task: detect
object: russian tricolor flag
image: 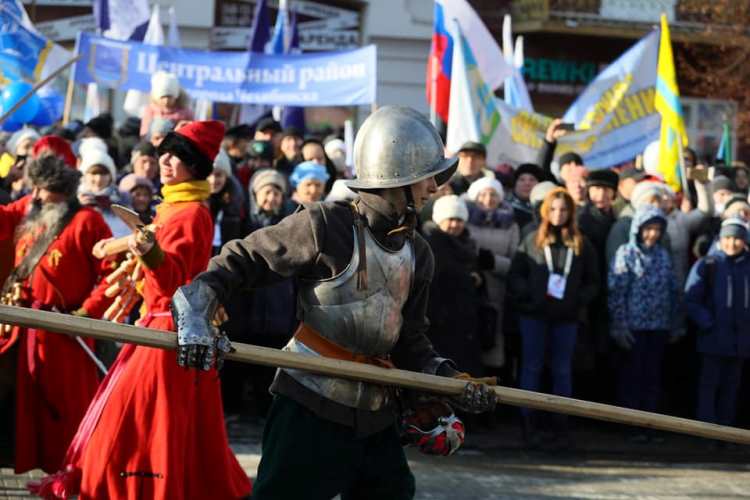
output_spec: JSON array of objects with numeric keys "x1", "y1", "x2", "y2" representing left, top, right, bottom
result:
[{"x1": 426, "y1": 0, "x2": 512, "y2": 126}]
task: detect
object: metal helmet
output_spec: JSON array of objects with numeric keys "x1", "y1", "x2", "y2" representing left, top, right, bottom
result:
[{"x1": 346, "y1": 106, "x2": 457, "y2": 190}]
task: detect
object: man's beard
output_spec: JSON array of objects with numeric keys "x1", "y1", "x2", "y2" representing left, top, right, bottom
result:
[{"x1": 15, "y1": 198, "x2": 71, "y2": 243}]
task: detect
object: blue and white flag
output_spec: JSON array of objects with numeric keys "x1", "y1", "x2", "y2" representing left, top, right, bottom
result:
[
  {"x1": 501, "y1": 15, "x2": 533, "y2": 112},
  {"x1": 280, "y1": 9, "x2": 305, "y2": 132},
  {"x1": 238, "y1": 0, "x2": 273, "y2": 125},
  {"x1": 94, "y1": 0, "x2": 150, "y2": 41},
  {"x1": 0, "y1": 1, "x2": 72, "y2": 84},
  {"x1": 74, "y1": 32, "x2": 377, "y2": 107},
  {"x1": 123, "y1": 4, "x2": 165, "y2": 117},
  {"x1": 447, "y1": 26, "x2": 660, "y2": 169}
]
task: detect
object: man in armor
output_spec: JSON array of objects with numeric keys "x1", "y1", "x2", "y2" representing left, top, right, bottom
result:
[{"x1": 172, "y1": 106, "x2": 497, "y2": 499}]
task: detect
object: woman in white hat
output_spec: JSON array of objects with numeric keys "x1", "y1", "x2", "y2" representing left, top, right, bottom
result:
[
  {"x1": 139, "y1": 71, "x2": 194, "y2": 137},
  {"x1": 78, "y1": 149, "x2": 130, "y2": 237}
]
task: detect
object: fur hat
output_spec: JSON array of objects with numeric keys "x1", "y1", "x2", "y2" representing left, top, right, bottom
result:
[
  {"x1": 84, "y1": 113, "x2": 113, "y2": 140},
  {"x1": 32, "y1": 136, "x2": 76, "y2": 168},
  {"x1": 77, "y1": 137, "x2": 108, "y2": 158},
  {"x1": 157, "y1": 120, "x2": 225, "y2": 180},
  {"x1": 251, "y1": 168, "x2": 288, "y2": 194},
  {"x1": 432, "y1": 195, "x2": 469, "y2": 224},
  {"x1": 28, "y1": 155, "x2": 81, "y2": 196},
  {"x1": 467, "y1": 176, "x2": 504, "y2": 203},
  {"x1": 514, "y1": 163, "x2": 544, "y2": 185},
  {"x1": 151, "y1": 71, "x2": 180, "y2": 100},
  {"x1": 586, "y1": 169, "x2": 619, "y2": 191},
  {"x1": 149, "y1": 118, "x2": 175, "y2": 138},
  {"x1": 79, "y1": 149, "x2": 117, "y2": 180}
]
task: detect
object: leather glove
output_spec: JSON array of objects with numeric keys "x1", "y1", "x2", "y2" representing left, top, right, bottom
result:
[
  {"x1": 450, "y1": 372, "x2": 498, "y2": 414},
  {"x1": 172, "y1": 280, "x2": 234, "y2": 370},
  {"x1": 477, "y1": 248, "x2": 495, "y2": 271},
  {"x1": 610, "y1": 326, "x2": 635, "y2": 350}
]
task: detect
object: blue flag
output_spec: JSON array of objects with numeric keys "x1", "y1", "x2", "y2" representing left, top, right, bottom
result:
[{"x1": 248, "y1": 0, "x2": 270, "y2": 53}]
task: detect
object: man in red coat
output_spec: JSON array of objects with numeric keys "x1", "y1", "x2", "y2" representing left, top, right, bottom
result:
[
  {"x1": 0, "y1": 154, "x2": 113, "y2": 473},
  {"x1": 31, "y1": 121, "x2": 251, "y2": 500}
]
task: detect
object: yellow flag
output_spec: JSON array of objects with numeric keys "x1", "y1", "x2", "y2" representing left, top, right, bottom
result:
[{"x1": 654, "y1": 14, "x2": 688, "y2": 192}]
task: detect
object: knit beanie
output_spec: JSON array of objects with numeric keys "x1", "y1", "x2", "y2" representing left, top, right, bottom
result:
[
  {"x1": 723, "y1": 194, "x2": 750, "y2": 219},
  {"x1": 467, "y1": 176, "x2": 504, "y2": 203},
  {"x1": 79, "y1": 149, "x2": 117, "y2": 179},
  {"x1": 251, "y1": 168, "x2": 288, "y2": 194},
  {"x1": 711, "y1": 175, "x2": 733, "y2": 194},
  {"x1": 149, "y1": 118, "x2": 175, "y2": 137},
  {"x1": 290, "y1": 161, "x2": 330, "y2": 188},
  {"x1": 432, "y1": 194, "x2": 469, "y2": 224},
  {"x1": 630, "y1": 181, "x2": 666, "y2": 209},
  {"x1": 6, "y1": 127, "x2": 40, "y2": 155},
  {"x1": 213, "y1": 149, "x2": 232, "y2": 176},
  {"x1": 84, "y1": 113, "x2": 113, "y2": 140},
  {"x1": 77, "y1": 136, "x2": 108, "y2": 158},
  {"x1": 558, "y1": 152, "x2": 583, "y2": 167},
  {"x1": 151, "y1": 71, "x2": 180, "y2": 100},
  {"x1": 529, "y1": 181, "x2": 558, "y2": 206},
  {"x1": 720, "y1": 217, "x2": 749, "y2": 240},
  {"x1": 118, "y1": 173, "x2": 155, "y2": 195}
]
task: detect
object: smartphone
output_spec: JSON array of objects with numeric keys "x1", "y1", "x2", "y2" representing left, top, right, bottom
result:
[{"x1": 558, "y1": 123, "x2": 576, "y2": 131}]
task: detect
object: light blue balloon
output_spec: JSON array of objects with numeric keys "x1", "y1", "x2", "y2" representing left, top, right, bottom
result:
[{"x1": 1, "y1": 81, "x2": 40, "y2": 124}]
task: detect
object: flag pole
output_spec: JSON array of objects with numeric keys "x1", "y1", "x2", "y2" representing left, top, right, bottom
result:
[{"x1": 677, "y1": 132, "x2": 689, "y2": 195}]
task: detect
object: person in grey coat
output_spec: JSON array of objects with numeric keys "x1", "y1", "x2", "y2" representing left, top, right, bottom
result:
[{"x1": 465, "y1": 177, "x2": 519, "y2": 371}]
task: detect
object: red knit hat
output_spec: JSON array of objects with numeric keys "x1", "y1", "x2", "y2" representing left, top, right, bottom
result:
[
  {"x1": 174, "y1": 120, "x2": 225, "y2": 164},
  {"x1": 32, "y1": 135, "x2": 76, "y2": 168}
]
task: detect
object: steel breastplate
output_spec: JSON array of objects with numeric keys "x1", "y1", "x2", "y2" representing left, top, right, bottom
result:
[{"x1": 281, "y1": 225, "x2": 414, "y2": 411}]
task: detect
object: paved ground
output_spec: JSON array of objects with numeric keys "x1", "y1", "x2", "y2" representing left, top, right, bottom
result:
[{"x1": 3, "y1": 418, "x2": 750, "y2": 499}]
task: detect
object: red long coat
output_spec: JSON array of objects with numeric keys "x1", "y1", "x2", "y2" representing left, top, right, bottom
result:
[
  {"x1": 0, "y1": 196, "x2": 113, "y2": 473},
  {"x1": 56, "y1": 200, "x2": 251, "y2": 500}
]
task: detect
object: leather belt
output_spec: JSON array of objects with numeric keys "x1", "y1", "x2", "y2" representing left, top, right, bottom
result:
[{"x1": 293, "y1": 322, "x2": 395, "y2": 369}]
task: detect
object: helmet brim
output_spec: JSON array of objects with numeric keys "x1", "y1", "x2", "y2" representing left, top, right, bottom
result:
[{"x1": 346, "y1": 156, "x2": 458, "y2": 191}]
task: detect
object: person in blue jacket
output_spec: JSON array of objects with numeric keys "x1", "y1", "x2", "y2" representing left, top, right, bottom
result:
[
  {"x1": 684, "y1": 217, "x2": 750, "y2": 429},
  {"x1": 608, "y1": 206, "x2": 679, "y2": 440}
]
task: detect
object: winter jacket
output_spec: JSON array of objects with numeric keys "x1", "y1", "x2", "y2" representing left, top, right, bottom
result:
[
  {"x1": 666, "y1": 181, "x2": 713, "y2": 286},
  {"x1": 449, "y1": 168, "x2": 495, "y2": 196},
  {"x1": 684, "y1": 250, "x2": 750, "y2": 358},
  {"x1": 608, "y1": 207, "x2": 678, "y2": 332},
  {"x1": 578, "y1": 202, "x2": 615, "y2": 278},
  {"x1": 508, "y1": 227, "x2": 599, "y2": 323},
  {"x1": 508, "y1": 193, "x2": 534, "y2": 230},
  {"x1": 209, "y1": 175, "x2": 246, "y2": 251},
  {"x1": 466, "y1": 201, "x2": 519, "y2": 367},
  {"x1": 422, "y1": 221, "x2": 484, "y2": 375}
]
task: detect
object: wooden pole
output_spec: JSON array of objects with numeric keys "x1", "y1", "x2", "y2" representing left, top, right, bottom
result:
[
  {"x1": 1, "y1": 304, "x2": 749, "y2": 445},
  {"x1": 0, "y1": 56, "x2": 81, "y2": 126}
]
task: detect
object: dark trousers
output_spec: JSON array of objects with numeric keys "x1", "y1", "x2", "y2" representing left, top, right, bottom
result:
[
  {"x1": 697, "y1": 354, "x2": 745, "y2": 426},
  {"x1": 519, "y1": 316, "x2": 578, "y2": 417},
  {"x1": 618, "y1": 330, "x2": 668, "y2": 413},
  {"x1": 251, "y1": 395, "x2": 415, "y2": 500}
]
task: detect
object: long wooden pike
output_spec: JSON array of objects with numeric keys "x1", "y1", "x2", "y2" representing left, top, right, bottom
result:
[{"x1": 1, "y1": 304, "x2": 749, "y2": 445}]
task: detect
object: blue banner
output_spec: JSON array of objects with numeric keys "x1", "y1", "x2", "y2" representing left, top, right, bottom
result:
[{"x1": 73, "y1": 32, "x2": 377, "y2": 106}]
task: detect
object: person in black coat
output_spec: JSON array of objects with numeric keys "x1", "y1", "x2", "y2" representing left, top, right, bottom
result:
[
  {"x1": 207, "y1": 150, "x2": 246, "y2": 254},
  {"x1": 422, "y1": 195, "x2": 489, "y2": 377},
  {"x1": 508, "y1": 187, "x2": 599, "y2": 447}
]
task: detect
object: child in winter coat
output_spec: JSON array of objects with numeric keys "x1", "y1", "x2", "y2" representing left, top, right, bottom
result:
[
  {"x1": 608, "y1": 206, "x2": 679, "y2": 434},
  {"x1": 684, "y1": 217, "x2": 750, "y2": 428},
  {"x1": 139, "y1": 71, "x2": 194, "y2": 137}
]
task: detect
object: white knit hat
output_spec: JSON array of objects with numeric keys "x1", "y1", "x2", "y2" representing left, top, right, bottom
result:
[
  {"x1": 213, "y1": 149, "x2": 232, "y2": 176},
  {"x1": 6, "y1": 127, "x2": 40, "y2": 155},
  {"x1": 467, "y1": 176, "x2": 504, "y2": 203},
  {"x1": 79, "y1": 149, "x2": 116, "y2": 180},
  {"x1": 630, "y1": 181, "x2": 667, "y2": 209},
  {"x1": 432, "y1": 195, "x2": 469, "y2": 224},
  {"x1": 77, "y1": 136, "x2": 108, "y2": 158},
  {"x1": 151, "y1": 71, "x2": 180, "y2": 100}
]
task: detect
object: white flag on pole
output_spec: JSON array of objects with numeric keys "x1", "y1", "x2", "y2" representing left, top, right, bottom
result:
[{"x1": 123, "y1": 5, "x2": 165, "y2": 117}]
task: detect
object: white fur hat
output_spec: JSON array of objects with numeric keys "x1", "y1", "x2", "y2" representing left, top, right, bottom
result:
[
  {"x1": 151, "y1": 71, "x2": 180, "y2": 100},
  {"x1": 6, "y1": 127, "x2": 40, "y2": 155},
  {"x1": 213, "y1": 148, "x2": 232, "y2": 176},
  {"x1": 467, "y1": 176, "x2": 504, "y2": 203},
  {"x1": 432, "y1": 194, "x2": 469, "y2": 224},
  {"x1": 79, "y1": 149, "x2": 116, "y2": 180}
]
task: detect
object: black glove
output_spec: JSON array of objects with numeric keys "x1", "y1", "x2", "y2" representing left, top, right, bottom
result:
[{"x1": 477, "y1": 248, "x2": 495, "y2": 271}]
